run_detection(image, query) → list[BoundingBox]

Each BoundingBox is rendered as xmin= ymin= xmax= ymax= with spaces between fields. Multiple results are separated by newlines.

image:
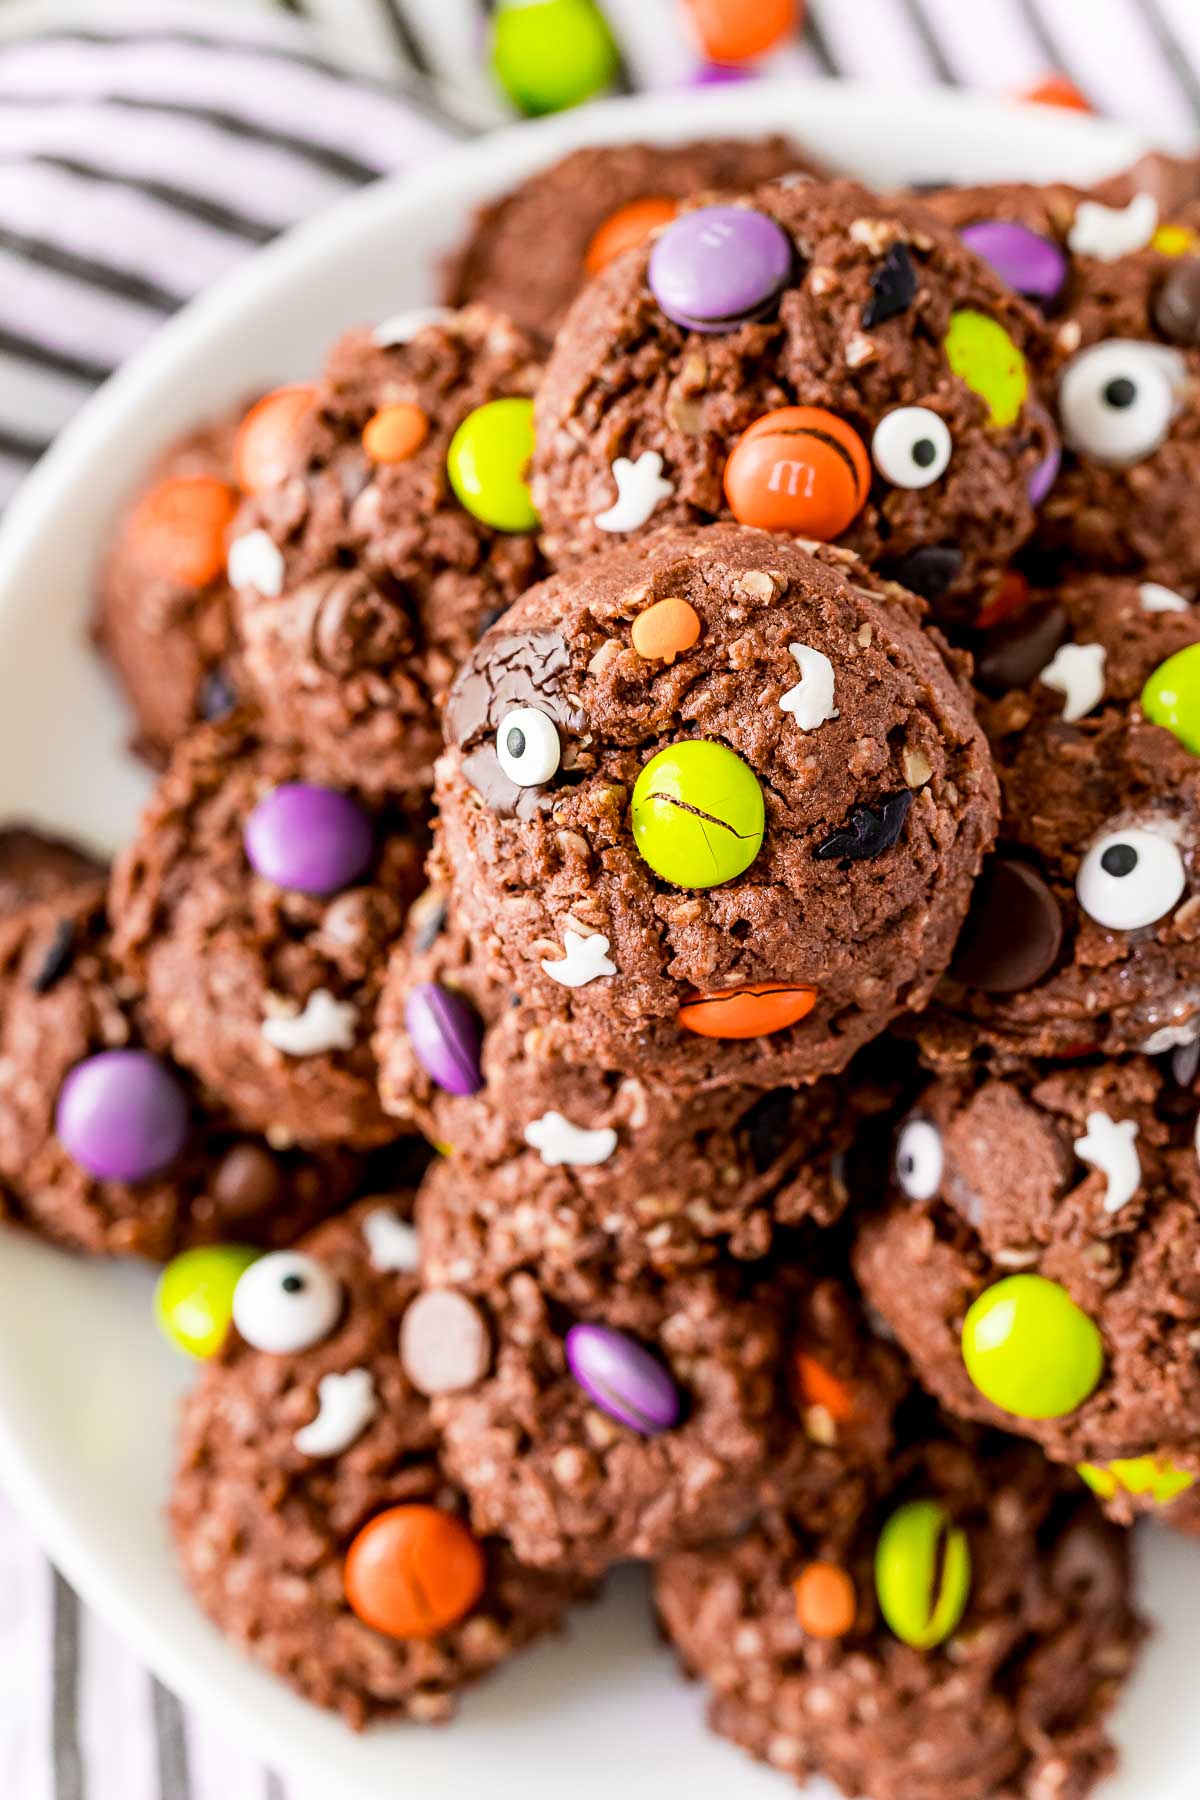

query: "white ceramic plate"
xmin=0 ymin=79 xmax=1192 ymax=1800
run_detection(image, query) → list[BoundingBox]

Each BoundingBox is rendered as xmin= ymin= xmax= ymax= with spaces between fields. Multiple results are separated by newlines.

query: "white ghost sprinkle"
xmin=227 ymin=529 xmax=285 ymax=596
xmin=261 ymin=989 xmax=358 ymax=1057
xmin=1067 ymin=192 xmax=1158 ymax=262
xmin=780 ymin=643 xmax=839 ymax=730
xmin=362 ymin=1206 xmax=420 ymax=1273
xmin=1139 ymin=582 xmax=1190 ymax=614
xmin=293 ymin=1369 xmax=377 ymax=1458
xmin=540 ymin=928 xmax=617 ymax=988
xmin=1074 ymin=1111 xmax=1141 ymax=1214
xmin=1039 ymin=641 xmax=1106 ymax=722
xmin=523 ymin=1111 xmax=618 ymax=1167
xmin=373 ymin=307 xmax=451 ymax=346
xmin=1143 ymin=1020 xmax=1200 ymax=1055
xmin=593 ymin=452 xmax=673 ymax=532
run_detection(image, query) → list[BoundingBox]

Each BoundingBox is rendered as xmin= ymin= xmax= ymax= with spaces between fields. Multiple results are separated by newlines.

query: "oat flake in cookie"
xmin=854 ymin=1054 xmax=1200 ymax=1468
xmin=442 ymin=135 xmax=821 ymax=343
xmin=0 ymin=874 xmax=358 ymax=1258
xmin=435 ymin=523 xmax=997 ymax=1089
xmin=171 ymin=1196 xmax=588 ymax=1727
xmin=531 ymin=176 xmax=1053 ymax=622
xmin=229 ymin=307 xmax=544 ymax=795
xmin=109 ymin=716 xmax=427 ymax=1147
xmin=926 ymin=574 xmax=1200 ymax=1062
xmin=655 ymin=1424 xmax=1143 ymax=1800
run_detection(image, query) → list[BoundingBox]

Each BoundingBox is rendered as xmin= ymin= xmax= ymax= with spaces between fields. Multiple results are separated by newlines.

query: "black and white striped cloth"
xmin=1 ymin=1 xmax=1199 ymax=1795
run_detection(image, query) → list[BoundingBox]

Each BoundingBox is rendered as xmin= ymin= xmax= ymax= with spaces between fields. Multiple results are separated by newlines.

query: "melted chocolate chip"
xmin=30 ymin=917 xmax=76 ymax=993
xmin=974 ymin=600 xmax=1069 ymax=696
xmin=445 ymin=628 xmax=585 ymax=819
xmin=1153 ymin=258 xmax=1200 ymax=347
xmin=198 ymin=668 xmax=238 ymax=722
xmin=742 ymin=1089 xmax=797 ymax=1174
xmin=887 ymin=545 xmax=964 ymax=600
xmin=862 ymin=243 xmax=918 ymax=329
xmin=212 ymin=1142 xmax=283 ymax=1221
xmin=814 ymin=790 xmax=912 ymax=864
xmin=950 ymin=856 xmax=1063 ymax=994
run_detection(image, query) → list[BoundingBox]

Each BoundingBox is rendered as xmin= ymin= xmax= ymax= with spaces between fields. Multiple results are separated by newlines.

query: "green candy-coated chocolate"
xmin=1142 ymin=642 xmax=1200 ymax=755
xmin=944 ymin=309 xmax=1028 ymax=429
xmin=490 ymin=0 xmax=619 ymax=116
xmin=155 ymin=1244 xmax=262 ymax=1359
xmin=874 ymin=1498 xmax=971 ymax=1650
xmin=630 ymin=740 xmax=765 ymax=888
xmin=961 ymin=1274 xmax=1103 ymax=1420
xmin=1077 ymin=1455 xmax=1195 ymax=1505
xmin=447 ymin=397 xmax=538 ymax=533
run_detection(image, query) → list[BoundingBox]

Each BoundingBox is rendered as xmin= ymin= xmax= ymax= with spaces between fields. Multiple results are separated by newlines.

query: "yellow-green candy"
xmin=1141 ymin=643 xmax=1200 ymax=755
xmin=944 ymin=309 xmax=1028 ymax=429
xmin=447 ymin=397 xmax=538 ymax=533
xmin=874 ymin=1498 xmax=971 ymax=1650
xmin=490 ymin=0 xmax=619 ymax=117
xmin=961 ymin=1274 xmax=1103 ymax=1421
xmin=631 ymin=740 xmax=765 ymax=889
xmin=155 ymin=1244 xmax=262 ymax=1359
xmin=1078 ymin=1455 xmax=1195 ymax=1505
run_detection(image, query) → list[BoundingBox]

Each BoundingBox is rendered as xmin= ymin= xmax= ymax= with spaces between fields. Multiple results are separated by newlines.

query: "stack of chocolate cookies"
xmin=14 ymin=130 xmax=1200 ymax=1795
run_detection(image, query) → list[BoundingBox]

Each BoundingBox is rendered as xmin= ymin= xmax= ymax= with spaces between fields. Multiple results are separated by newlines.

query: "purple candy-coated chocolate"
xmin=244 ymin=783 xmax=373 ymax=897
xmin=56 ymin=1049 xmax=190 ymax=1184
xmin=1029 ymin=436 xmax=1062 ymax=507
xmin=404 ymin=983 xmax=484 ymax=1097
xmin=648 ymin=204 xmax=792 ymax=333
xmin=565 ymin=1322 xmax=681 ymax=1435
xmin=689 ymin=61 xmax=754 ymax=86
xmin=959 ymin=219 xmax=1068 ymax=303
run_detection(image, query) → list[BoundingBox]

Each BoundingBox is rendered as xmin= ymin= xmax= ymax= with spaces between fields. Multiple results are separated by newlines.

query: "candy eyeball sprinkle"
xmin=870 ymin=407 xmax=953 ymax=490
xmin=894 ymin=1117 xmax=944 ymax=1201
xmin=1058 ymin=339 xmax=1183 ymax=466
xmin=495 ymin=707 xmax=561 ymax=786
xmin=1076 ymin=824 xmax=1186 ymax=931
xmin=231 ymin=1250 xmax=343 ymax=1354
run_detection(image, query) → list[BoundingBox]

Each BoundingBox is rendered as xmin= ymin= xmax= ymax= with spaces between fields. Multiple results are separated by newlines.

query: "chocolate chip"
xmin=887 ymin=545 xmax=963 ymax=600
xmin=30 ymin=917 xmax=76 ymax=993
xmin=313 ymin=571 xmax=407 ymax=674
xmin=950 ymin=857 xmax=1063 ymax=994
xmin=862 ymin=243 xmax=918 ymax=329
xmin=1153 ymin=258 xmax=1200 ymax=346
xmin=742 ymin=1089 xmax=797 ymax=1173
xmin=974 ymin=600 xmax=1069 ymax=695
xmin=814 ymin=790 xmax=912 ymax=864
xmin=212 ymin=1142 xmax=283 ymax=1221
xmin=198 ymin=668 xmax=238 ymax=722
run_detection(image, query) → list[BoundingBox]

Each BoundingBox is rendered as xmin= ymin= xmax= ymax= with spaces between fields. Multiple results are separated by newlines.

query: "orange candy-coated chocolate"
xmin=233 ymin=384 xmax=318 ymax=494
xmin=724 ymin=407 xmax=869 ymax=540
xmin=630 ymin=596 xmax=701 ymax=663
xmin=794 ymin=1351 xmax=856 ymax=1422
xmin=129 ymin=475 xmax=238 ymax=588
xmin=976 ymin=569 xmax=1030 ymax=631
xmin=1021 ymin=74 xmax=1091 ymax=113
xmin=678 ymin=982 xmax=817 ymax=1039
xmin=344 ymin=1504 xmax=486 ymax=1640
xmin=793 ymin=1561 xmax=857 ymax=1639
xmin=363 ymin=402 xmax=430 ymax=464
xmin=683 ymin=0 xmax=799 ymax=64
xmin=585 ymin=197 xmax=680 ymax=276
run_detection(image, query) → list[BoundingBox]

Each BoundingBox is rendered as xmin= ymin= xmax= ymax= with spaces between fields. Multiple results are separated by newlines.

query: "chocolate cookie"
xmin=417 ymin=1213 xmax=908 ymax=1576
xmin=109 ymin=717 xmax=427 ymax=1147
xmin=0 ymin=825 xmax=103 ymax=916
xmin=531 ymin=177 xmax=1054 ymax=620
xmin=655 ymin=1424 xmax=1142 ymax=1800
xmin=230 ymin=308 xmax=544 ymax=794
xmin=375 ymin=898 xmax=897 ymax=1278
xmin=434 ymin=524 xmax=997 ymax=1089
xmin=853 ymin=1054 xmax=1200 ymax=1466
xmin=171 ymin=1196 xmax=588 ymax=1727
xmin=442 ymin=136 xmax=819 ymax=342
xmin=927 ymin=574 xmax=1200 ymax=1061
xmin=0 ymin=876 xmax=358 ymax=1257
xmin=927 ymin=177 xmax=1200 ymax=592
xmin=94 ymin=408 xmax=249 ymax=761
